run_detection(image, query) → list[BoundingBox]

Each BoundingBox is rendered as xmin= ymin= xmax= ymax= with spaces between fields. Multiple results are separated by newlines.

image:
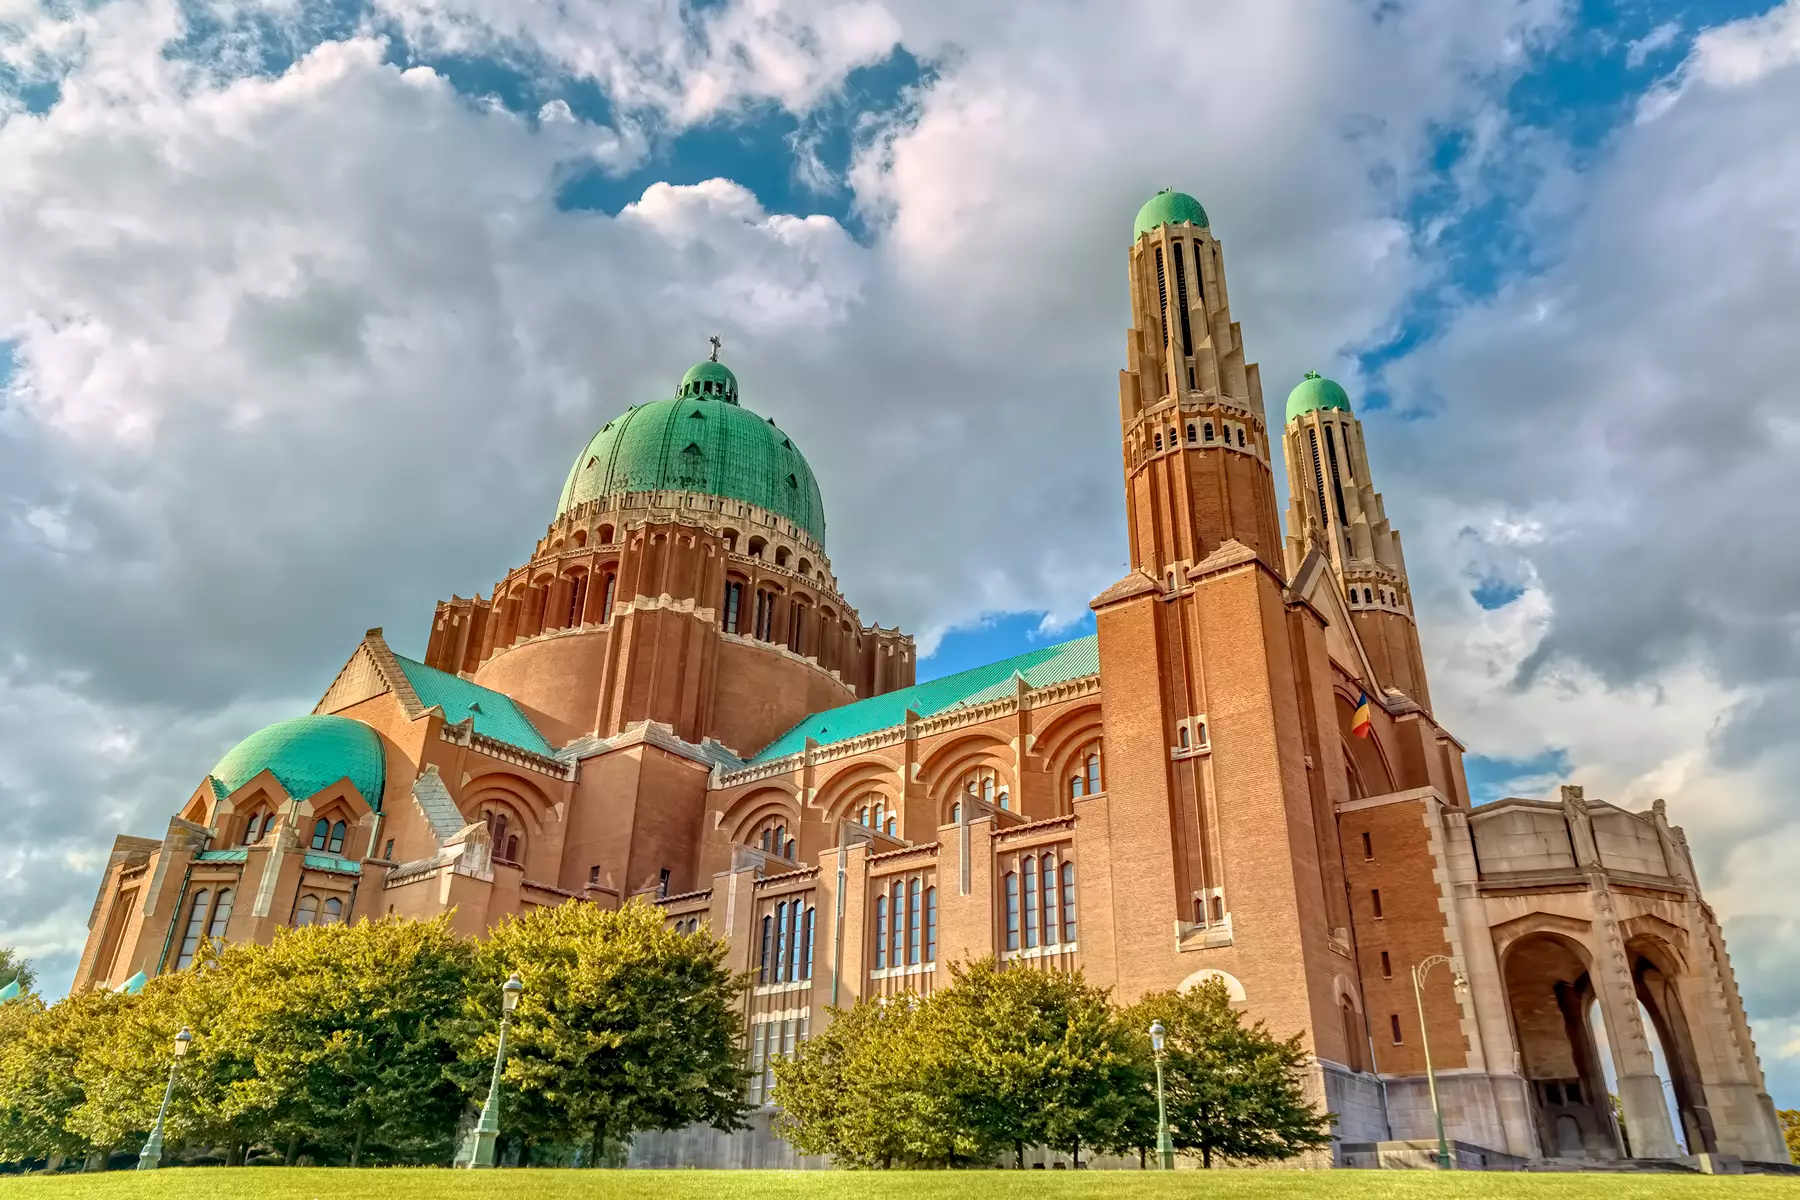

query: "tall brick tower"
xmin=1280 ymin=374 xmax=1430 ymax=710
xmin=1087 ymin=191 xmax=1362 ymax=1084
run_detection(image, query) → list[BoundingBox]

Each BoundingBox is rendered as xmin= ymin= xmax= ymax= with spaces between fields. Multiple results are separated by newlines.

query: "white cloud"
xmin=1626 ymin=20 xmax=1682 ymax=69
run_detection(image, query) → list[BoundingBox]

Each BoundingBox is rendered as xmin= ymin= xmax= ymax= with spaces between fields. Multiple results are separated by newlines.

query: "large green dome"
xmin=1133 ymin=189 xmax=1209 ymax=242
xmin=210 ymin=715 xmax=387 ymax=809
xmin=558 ymin=363 xmax=826 ymax=545
xmin=1285 ymin=371 xmax=1353 ymax=422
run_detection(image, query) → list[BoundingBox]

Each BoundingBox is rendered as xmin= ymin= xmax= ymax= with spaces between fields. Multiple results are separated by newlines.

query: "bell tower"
xmin=1117 ymin=189 xmax=1285 ymax=579
xmin=1280 ymin=374 xmax=1431 ymax=710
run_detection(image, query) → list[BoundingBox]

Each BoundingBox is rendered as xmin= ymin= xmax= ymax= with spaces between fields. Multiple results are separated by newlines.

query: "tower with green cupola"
xmin=1281 ymin=372 xmax=1430 ymax=710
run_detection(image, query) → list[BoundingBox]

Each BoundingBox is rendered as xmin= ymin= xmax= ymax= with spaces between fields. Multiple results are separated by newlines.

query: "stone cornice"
xmin=439 ymin=720 xmax=576 ymax=781
xmin=993 ymin=814 xmax=1078 ymax=842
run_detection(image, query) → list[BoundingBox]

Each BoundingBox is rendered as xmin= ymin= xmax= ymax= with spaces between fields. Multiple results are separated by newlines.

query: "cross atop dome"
xmin=708 ymin=334 xmax=722 ymax=362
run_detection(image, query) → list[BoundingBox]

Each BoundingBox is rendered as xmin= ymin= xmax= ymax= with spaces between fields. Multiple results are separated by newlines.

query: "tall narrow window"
xmin=1191 ymin=241 xmax=1207 ymax=307
xmin=890 ymin=881 xmax=904 ymax=966
xmin=321 ymin=897 xmax=343 ymax=926
xmin=773 ymin=901 xmax=789 ymax=981
xmin=925 ymin=888 xmax=937 ymax=962
xmin=1086 ymin=753 xmax=1101 ymax=795
xmin=802 ymin=907 xmax=815 ymax=980
xmin=1381 ymin=950 xmax=1392 ymax=979
xmin=310 ymin=818 xmax=329 ymax=851
xmin=723 ymin=582 xmax=742 ymax=633
xmin=1004 ymin=871 xmax=1020 ymax=951
xmin=1361 ymin=832 xmax=1373 ymax=859
xmin=1061 ymin=863 xmax=1077 ymax=943
xmin=787 ymin=899 xmax=803 ymax=982
xmin=568 ymin=573 xmax=588 ymax=626
xmin=207 ymin=888 xmax=234 ymax=944
xmin=175 ymin=889 xmax=210 ymax=969
xmin=1041 ymin=856 xmax=1058 ymax=946
xmin=1186 ymin=423 xmax=1196 ymax=443
xmin=294 ymin=894 xmax=319 ymax=927
xmin=907 ymin=879 xmax=922 ymax=965
xmin=1204 ymin=422 xmax=1214 ymax=442
xmin=1021 ymin=856 xmax=1039 ymax=950
xmin=750 ymin=1024 xmax=768 ymax=1103
xmin=260 ymin=812 xmax=276 ymax=840
xmin=874 ymin=895 xmax=888 ymax=969
xmin=1371 ymin=888 xmax=1384 ymax=919
xmin=1391 ymin=1014 xmax=1403 ymax=1044
xmin=1172 ymin=240 xmax=1194 ymax=356
xmin=1154 ymin=246 xmax=1168 ymax=345
xmin=1309 ymin=429 xmax=1330 ymax=534
xmin=601 ymin=572 xmax=617 ymax=625
xmin=1325 ymin=425 xmax=1349 ymax=525
xmin=982 ymin=776 xmax=995 ymax=805
xmin=759 ymin=914 xmax=773 ymax=984
xmin=327 ymin=820 xmax=346 ymax=855
xmin=1069 ymin=774 xmax=1083 ymax=799
xmin=241 ymin=815 xmax=258 ymax=845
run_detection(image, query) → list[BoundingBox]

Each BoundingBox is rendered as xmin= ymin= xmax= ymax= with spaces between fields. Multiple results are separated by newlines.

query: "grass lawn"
xmin=1 ymin=1171 xmax=1798 ymax=1199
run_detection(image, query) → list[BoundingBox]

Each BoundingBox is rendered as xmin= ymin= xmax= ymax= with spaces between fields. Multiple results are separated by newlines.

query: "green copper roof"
xmin=1285 ymin=371 xmax=1353 ymax=422
xmin=752 ymin=634 xmax=1099 ymax=763
xmin=392 ymin=654 xmax=555 ymax=756
xmin=1133 ymin=189 xmax=1209 ymax=242
xmin=303 ymin=853 xmax=363 ymax=875
xmin=557 ymin=365 xmax=826 ymax=544
xmin=195 ymin=849 xmax=249 ymax=864
xmin=679 ymin=360 xmax=739 ymax=402
xmin=210 ymin=715 xmax=387 ymax=809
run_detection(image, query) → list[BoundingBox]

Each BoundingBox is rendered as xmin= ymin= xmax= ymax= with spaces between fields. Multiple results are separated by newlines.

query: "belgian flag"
xmin=1351 ymin=691 xmax=1374 ymax=739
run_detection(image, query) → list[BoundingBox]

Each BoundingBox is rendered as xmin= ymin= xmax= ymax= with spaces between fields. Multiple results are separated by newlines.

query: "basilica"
xmin=76 ymin=190 xmax=1788 ymax=1168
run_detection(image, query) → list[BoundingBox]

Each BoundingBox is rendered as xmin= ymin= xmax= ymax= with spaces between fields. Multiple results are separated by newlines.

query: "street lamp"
xmin=1150 ymin=1019 xmax=1174 ymax=1170
xmin=462 ymin=973 xmax=524 ymax=1169
xmin=137 ymin=1027 xmax=192 ymax=1171
xmin=1411 ymin=955 xmax=1468 ymax=1171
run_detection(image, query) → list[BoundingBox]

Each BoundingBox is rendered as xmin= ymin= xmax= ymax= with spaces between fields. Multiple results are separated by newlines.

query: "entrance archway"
xmin=1629 ymin=938 xmax=1715 ymax=1155
xmin=1501 ymin=933 xmax=1621 ymax=1159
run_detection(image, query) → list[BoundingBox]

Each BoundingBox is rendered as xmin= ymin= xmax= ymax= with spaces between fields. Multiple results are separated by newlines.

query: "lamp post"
xmin=1411 ymin=955 xmax=1468 ymax=1171
xmin=463 ymin=974 xmax=524 ymax=1169
xmin=1150 ymin=1019 xmax=1174 ymax=1170
xmin=137 ymin=1027 xmax=192 ymax=1171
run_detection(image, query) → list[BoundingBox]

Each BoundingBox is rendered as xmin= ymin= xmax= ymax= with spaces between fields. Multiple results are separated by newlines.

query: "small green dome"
xmin=1133 ymin=189 xmax=1210 ymax=242
xmin=210 ymin=715 xmax=387 ymax=808
xmin=559 ymin=365 xmax=826 ymax=544
xmin=1286 ymin=371 xmax=1353 ymax=422
xmin=679 ymin=360 xmax=738 ymax=403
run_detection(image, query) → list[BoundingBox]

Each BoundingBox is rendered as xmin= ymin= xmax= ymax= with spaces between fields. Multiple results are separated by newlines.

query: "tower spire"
xmin=1280 ymin=373 xmax=1431 ymax=710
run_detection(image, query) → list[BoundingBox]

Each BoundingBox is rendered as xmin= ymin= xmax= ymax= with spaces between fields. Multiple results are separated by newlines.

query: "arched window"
xmin=747 ymin=537 xmax=766 ymax=560
xmin=1204 ymin=422 xmax=1214 ymax=442
xmin=322 ymin=897 xmax=343 ymax=926
xmin=600 ymin=572 xmax=617 ymax=624
xmin=1022 ymin=856 xmax=1039 ymax=950
xmin=327 ymin=820 xmax=346 ymax=855
xmin=1086 ymin=752 xmax=1102 ymax=796
xmin=761 ymin=827 xmax=772 ymax=851
xmin=1041 ymin=858 xmax=1058 ymax=946
xmin=874 ymin=895 xmax=888 ymax=969
xmin=599 ymin=524 xmax=615 ymax=544
xmin=1061 ymin=863 xmax=1078 ymax=942
xmin=773 ymin=901 xmax=789 ymax=980
xmin=1195 ymin=722 xmax=1207 ymax=747
xmin=1070 ymin=773 xmax=1084 ymax=799
xmin=506 ymin=835 xmax=520 ymax=862
xmin=802 ymin=907 xmax=815 ymax=980
xmin=175 ymin=889 xmax=211 ymax=969
xmin=1179 ymin=726 xmax=1190 ymax=749
xmin=260 ymin=812 xmax=276 ymax=840
xmin=1186 ymin=423 xmax=1197 ymax=443
xmin=1237 ymin=428 xmax=1246 ymax=447
xmin=758 ymin=914 xmax=773 ymax=984
xmin=1211 ymin=895 xmax=1224 ymax=922
xmin=1364 ymin=588 xmax=1373 ymax=604
xmin=1154 ymin=432 xmax=1163 ymax=451
xmin=924 ymin=887 xmax=938 ymax=962
xmin=310 ymin=818 xmax=330 ymax=851
xmin=207 ymin=888 xmax=234 ymax=945
xmin=775 ymin=546 xmax=791 ymax=568
xmin=294 ymin=894 xmax=319 ymax=927
xmin=949 ymin=802 xmax=961 ymax=825
xmin=241 ymin=813 xmax=259 ymax=845
xmin=1004 ymin=872 xmax=1020 ymax=951
xmin=907 ymin=879 xmax=922 ymax=966
xmin=858 ymin=805 xmax=870 ymax=826
xmin=572 ymin=529 xmax=587 ymax=548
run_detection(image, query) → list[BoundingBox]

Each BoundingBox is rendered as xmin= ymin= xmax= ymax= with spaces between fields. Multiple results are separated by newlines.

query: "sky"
xmin=2 ymin=0 xmax=1799 ymax=1110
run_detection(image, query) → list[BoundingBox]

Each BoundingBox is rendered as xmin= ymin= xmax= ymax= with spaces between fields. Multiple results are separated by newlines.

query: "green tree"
xmin=1126 ymin=980 xmax=1333 ymax=1167
xmin=471 ymin=900 xmax=749 ymax=1164
xmin=0 ymin=988 xmax=130 ymax=1165
xmin=927 ymin=959 xmax=1147 ymax=1167
xmin=1779 ymin=1108 xmax=1799 ymax=1165
xmin=219 ymin=915 xmax=477 ymax=1165
xmin=0 ymin=948 xmax=35 ymax=995
xmin=775 ymin=994 xmax=979 ymax=1168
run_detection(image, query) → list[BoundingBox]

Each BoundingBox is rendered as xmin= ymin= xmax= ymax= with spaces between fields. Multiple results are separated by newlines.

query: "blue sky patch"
xmin=919 ymin=609 xmax=1097 ymax=683
xmin=1472 ymin=576 xmax=1527 ymax=610
xmin=1464 ymin=746 xmax=1573 ymax=805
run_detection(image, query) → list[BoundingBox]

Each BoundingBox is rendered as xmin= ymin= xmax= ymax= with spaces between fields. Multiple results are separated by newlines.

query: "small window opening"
xmin=1186 ymin=423 xmax=1197 ymax=443
xmin=1371 ymin=888 xmax=1383 ymax=919
xmin=1361 ymin=831 xmax=1373 ymax=859
xmin=1381 ymin=950 xmax=1392 ymax=978
xmin=1391 ymin=1014 xmax=1403 ymax=1044
xmin=1204 ymin=422 xmax=1214 ymax=442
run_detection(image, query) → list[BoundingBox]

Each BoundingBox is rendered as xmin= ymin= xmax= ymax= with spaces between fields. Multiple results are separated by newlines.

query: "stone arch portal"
xmin=1501 ymin=933 xmax=1621 ymax=1160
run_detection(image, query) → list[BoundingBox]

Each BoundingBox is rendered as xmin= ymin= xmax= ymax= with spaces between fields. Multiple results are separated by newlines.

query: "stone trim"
xmin=439 ymin=721 xmax=575 ymax=780
xmin=993 ymin=814 xmax=1078 ymax=842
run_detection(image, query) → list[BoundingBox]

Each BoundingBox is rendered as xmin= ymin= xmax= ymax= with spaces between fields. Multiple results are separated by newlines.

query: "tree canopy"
xmin=0 ymin=948 xmax=35 ymax=995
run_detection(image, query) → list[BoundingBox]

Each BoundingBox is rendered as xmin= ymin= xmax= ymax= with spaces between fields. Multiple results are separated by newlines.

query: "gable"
xmin=1289 ymin=549 xmax=1380 ymax=689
